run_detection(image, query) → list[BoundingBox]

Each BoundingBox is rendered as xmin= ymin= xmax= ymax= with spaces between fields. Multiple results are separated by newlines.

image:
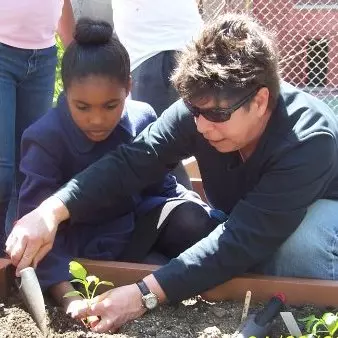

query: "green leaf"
xmin=86 ymin=275 xmax=99 ymax=285
xmin=322 ymin=312 xmax=338 ymax=335
xmin=299 ymin=315 xmax=319 ymax=333
xmin=63 ymin=290 xmax=85 ymax=298
xmin=331 ymin=322 xmax=338 ymax=335
xmin=311 ymin=320 xmax=327 ymax=335
xmin=322 ymin=312 xmax=336 ymax=323
xmin=70 ymin=278 xmax=85 ymax=285
xmin=69 ymin=261 xmax=87 ymax=280
xmin=97 ymin=280 xmax=114 ymax=287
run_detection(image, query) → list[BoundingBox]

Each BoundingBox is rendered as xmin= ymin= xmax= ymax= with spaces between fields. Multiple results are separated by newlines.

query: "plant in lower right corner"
xmin=299 ymin=312 xmax=338 ymax=337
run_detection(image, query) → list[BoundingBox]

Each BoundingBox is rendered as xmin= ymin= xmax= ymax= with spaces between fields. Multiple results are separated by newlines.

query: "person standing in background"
xmin=111 ymin=0 xmax=203 ymax=189
xmin=0 ymin=0 xmax=75 ymax=255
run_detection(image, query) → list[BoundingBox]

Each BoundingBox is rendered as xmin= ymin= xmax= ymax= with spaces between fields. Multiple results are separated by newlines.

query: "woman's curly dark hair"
xmin=171 ymin=13 xmax=280 ymax=111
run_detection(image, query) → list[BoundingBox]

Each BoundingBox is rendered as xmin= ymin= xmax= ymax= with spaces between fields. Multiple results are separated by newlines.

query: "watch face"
xmin=144 ymin=293 xmax=159 ymax=310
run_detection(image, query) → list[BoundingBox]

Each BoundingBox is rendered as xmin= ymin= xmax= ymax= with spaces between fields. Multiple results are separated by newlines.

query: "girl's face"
xmin=66 ymin=75 xmax=131 ymax=142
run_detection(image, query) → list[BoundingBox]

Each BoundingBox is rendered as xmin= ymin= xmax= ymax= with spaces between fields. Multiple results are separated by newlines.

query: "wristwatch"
xmin=136 ymin=280 xmax=159 ymax=310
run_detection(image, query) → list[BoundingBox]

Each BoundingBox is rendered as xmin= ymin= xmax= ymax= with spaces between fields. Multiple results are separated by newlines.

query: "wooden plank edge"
xmin=201 ymin=274 xmax=338 ymax=307
xmin=0 ymin=258 xmax=12 ymax=301
xmin=77 ymin=259 xmax=338 ymax=307
xmin=78 ymin=259 xmax=160 ymax=289
xmin=2 ymin=258 xmax=336 ymax=307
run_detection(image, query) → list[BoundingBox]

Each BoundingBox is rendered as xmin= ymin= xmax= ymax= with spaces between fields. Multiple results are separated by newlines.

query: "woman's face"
xmin=66 ymin=75 xmax=131 ymax=142
xmin=193 ymin=87 xmax=270 ymax=155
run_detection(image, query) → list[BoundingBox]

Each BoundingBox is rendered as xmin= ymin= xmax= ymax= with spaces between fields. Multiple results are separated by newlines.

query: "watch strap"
xmin=136 ymin=279 xmax=150 ymax=296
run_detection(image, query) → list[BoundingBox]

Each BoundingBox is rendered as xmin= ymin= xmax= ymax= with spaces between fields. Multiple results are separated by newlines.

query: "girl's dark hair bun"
xmin=74 ymin=18 xmax=112 ymax=45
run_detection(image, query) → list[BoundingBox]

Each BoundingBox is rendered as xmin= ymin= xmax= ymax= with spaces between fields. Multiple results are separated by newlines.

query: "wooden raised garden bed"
xmin=2 ymin=257 xmax=338 ymax=306
xmin=1 ymin=257 xmax=338 ymax=337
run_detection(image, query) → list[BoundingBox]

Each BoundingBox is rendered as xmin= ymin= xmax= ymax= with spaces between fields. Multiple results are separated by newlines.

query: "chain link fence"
xmin=198 ymin=0 xmax=338 ymax=113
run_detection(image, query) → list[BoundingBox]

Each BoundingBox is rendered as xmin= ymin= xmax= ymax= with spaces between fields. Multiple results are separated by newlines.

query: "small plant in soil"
xmin=64 ymin=261 xmax=114 ymax=327
xmin=64 ymin=261 xmax=114 ymax=300
xmin=299 ymin=312 xmax=338 ymax=337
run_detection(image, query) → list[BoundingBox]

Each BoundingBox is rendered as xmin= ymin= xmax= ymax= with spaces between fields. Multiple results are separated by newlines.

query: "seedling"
xmin=299 ymin=312 xmax=338 ymax=337
xmin=63 ymin=261 xmax=114 ymax=328
xmin=64 ymin=261 xmax=114 ymax=300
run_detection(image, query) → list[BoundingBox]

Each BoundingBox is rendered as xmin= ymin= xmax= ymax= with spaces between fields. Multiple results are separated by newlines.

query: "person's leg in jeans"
xmin=1 ymin=45 xmax=57 ymax=241
xmin=255 ymin=199 xmax=338 ymax=280
xmin=131 ymin=51 xmax=192 ymax=189
xmin=0 ymin=43 xmax=17 ymax=255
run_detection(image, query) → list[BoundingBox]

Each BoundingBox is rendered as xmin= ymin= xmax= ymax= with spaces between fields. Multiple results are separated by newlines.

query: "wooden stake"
xmin=241 ymin=290 xmax=252 ymax=323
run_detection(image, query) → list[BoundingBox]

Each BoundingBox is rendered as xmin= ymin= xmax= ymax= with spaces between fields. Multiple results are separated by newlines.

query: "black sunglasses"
xmin=184 ymin=87 xmax=260 ymax=123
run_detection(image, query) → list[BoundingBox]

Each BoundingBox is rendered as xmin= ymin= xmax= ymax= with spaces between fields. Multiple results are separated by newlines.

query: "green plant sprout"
xmin=64 ymin=261 xmax=114 ymax=300
xmin=299 ymin=312 xmax=338 ymax=337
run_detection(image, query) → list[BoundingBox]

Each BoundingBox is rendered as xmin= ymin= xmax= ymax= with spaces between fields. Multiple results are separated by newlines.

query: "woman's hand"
xmin=5 ymin=196 xmax=69 ymax=275
xmin=70 ymin=284 xmax=147 ymax=333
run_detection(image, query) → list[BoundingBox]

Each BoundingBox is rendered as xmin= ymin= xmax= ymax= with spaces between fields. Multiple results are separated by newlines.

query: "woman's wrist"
xmin=142 ymin=274 xmax=167 ymax=303
xmin=39 ymin=196 xmax=70 ymax=225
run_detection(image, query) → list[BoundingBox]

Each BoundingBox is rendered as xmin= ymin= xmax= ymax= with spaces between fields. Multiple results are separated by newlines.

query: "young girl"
xmin=17 ymin=18 xmax=219 ymax=310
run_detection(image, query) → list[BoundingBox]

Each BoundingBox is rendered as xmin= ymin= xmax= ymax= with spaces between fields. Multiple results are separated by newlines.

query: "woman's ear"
xmin=252 ymin=87 xmax=270 ymax=117
xmin=126 ymin=76 xmax=132 ymax=97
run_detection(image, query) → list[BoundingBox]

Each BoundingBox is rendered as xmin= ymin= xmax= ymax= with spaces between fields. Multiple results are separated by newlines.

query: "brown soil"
xmin=0 ymin=288 xmax=331 ymax=338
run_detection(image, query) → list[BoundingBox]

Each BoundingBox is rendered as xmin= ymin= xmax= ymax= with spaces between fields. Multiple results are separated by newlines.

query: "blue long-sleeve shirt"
xmin=19 ymin=95 xmax=208 ymax=289
xmin=19 ymin=95 xmax=187 ymax=234
xmin=55 ymin=82 xmax=338 ymax=302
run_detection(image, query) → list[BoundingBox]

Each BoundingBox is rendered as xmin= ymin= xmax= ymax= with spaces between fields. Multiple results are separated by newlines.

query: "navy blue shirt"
xmin=19 ymin=96 xmax=186 ymax=250
xmin=55 ymin=82 xmax=338 ymax=301
xmin=19 ymin=96 xmax=207 ymax=290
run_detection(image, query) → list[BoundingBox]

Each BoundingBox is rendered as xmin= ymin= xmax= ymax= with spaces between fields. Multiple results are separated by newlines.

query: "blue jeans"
xmin=131 ymin=51 xmax=192 ymax=190
xmin=0 ymin=43 xmax=57 ymax=254
xmin=256 ymin=199 xmax=338 ymax=280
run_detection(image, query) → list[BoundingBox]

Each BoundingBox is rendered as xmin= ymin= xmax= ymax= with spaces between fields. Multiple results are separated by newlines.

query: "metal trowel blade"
xmin=18 ymin=267 xmax=47 ymax=334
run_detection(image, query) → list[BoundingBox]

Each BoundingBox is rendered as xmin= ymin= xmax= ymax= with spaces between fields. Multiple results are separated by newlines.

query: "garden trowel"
xmin=232 ymin=293 xmax=285 ymax=338
xmin=18 ymin=267 xmax=47 ymax=334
